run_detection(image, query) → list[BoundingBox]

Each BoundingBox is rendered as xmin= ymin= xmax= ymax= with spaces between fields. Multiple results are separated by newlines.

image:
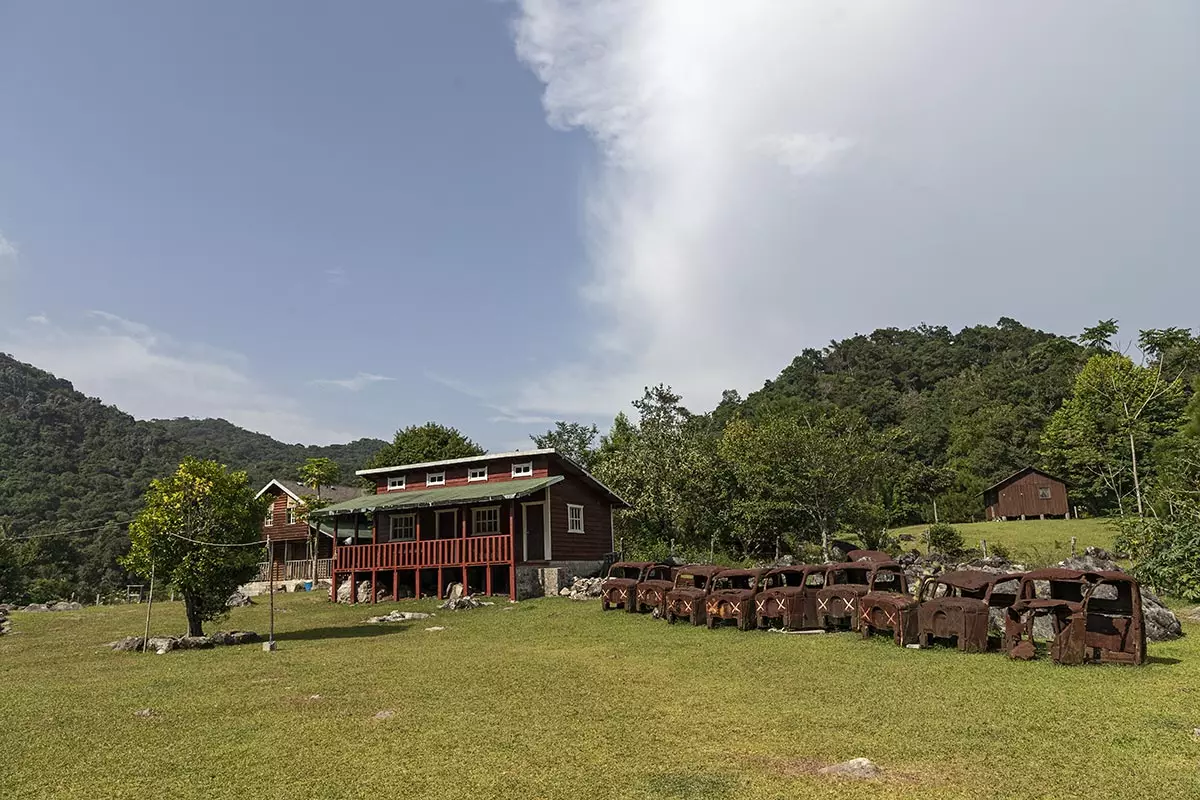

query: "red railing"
xmin=334 ymin=535 xmax=512 ymax=572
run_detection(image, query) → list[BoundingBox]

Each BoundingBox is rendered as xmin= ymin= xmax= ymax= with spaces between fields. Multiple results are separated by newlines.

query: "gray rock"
xmin=210 ymin=631 xmax=262 ymax=646
xmin=147 ymin=636 xmax=176 ymax=655
xmin=23 ymin=603 xmax=49 ymax=612
xmin=565 ymin=576 xmax=604 ymax=600
xmin=374 ymin=710 xmax=395 ymax=721
xmin=335 ymin=579 xmax=372 ymax=603
xmin=366 ymin=610 xmax=432 ymax=623
xmin=439 ymin=584 xmax=484 ymax=610
xmin=226 ymin=591 xmax=253 ymax=607
xmin=133 ymin=708 xmax=156 ymax=718
xmin=177 ymin=636 xmax=214 ymax=650
xmin=818 ymin=758 xmax=880 ymax=779
xmin=50 ymin=601 xmax=83 ymax=612
xmin=107 ymin=636 xmax=146 ymax=652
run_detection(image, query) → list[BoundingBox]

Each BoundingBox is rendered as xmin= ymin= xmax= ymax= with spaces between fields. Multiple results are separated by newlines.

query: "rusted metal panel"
xmin=815 ymin=563 xmax=875 ymax=631
xmin=600 ymin=561 xmax=658 ymax=611
xmin=755 ymin=565 xmax=827 ymax=630
xmin=664 ymin=565 xmax=724 ymax=626
xmin=858 ymin=564 xmax=918 ymax=646
xmin=917 ymin=571 xmax=1023 ymax=652
xmin=705 ymin=569 xmax=767 ymax=631
xmin=1003 ymin=570 xmax=1146 ymax=665
xmin=633 ymin=564 xmax=676 ymax=615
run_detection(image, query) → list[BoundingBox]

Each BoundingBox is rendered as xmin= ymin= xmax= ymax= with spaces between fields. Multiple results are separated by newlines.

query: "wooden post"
xmin=486 ymin=564 xmax=493 ymax=596
xmin=393 ymin=568 xmax=399 ymax=600
xmin=437 ymin=566 xmax=444 ymax=599
xmin=267 ymin=534 xmax=275 ymax=647
xmin=141 ymin=563 xmax=155 ymax=654
xmin=332 ymin=516 xmax=340 ymax=602
xmin=371 ymin=570 xmax=377 ymax=604
xmin=1070 ymin=536 xmax=1077 ymax=556
xmin=981 ymin=539 xmax=988 ymax=558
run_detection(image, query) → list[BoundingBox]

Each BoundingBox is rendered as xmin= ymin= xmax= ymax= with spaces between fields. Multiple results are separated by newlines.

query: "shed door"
xmin=523 ymin=502 xmax=546 ymax=562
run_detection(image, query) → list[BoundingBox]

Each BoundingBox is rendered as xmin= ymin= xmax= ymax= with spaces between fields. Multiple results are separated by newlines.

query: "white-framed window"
xmin=263 ymin=503 xmax=274 ymax=527
xmin=468 ymin=466 xmax=488 ymax=482
xmin=567 ymin=504 xmax=585 ymax=534
xmin=426 ymin=471 xmax=445 ymax=486
xmin=286 ymin=500 xmax=298 ymax=525
xmin=388 ymin=513 xmax=416 ymax=542
xmin=512 ymin=461 xmax=533 ymax=478
xmin=473 ymin=506 xmax=501 ymax=535
xmin=387 ymin=475 xmax=406 ymax=491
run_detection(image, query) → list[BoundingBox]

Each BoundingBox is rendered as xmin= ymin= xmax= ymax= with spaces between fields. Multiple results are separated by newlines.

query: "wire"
xmin=6 ymin=523 xmax=130 ymax=540
xmin=159 ymin=530 xmax=266 ymax=548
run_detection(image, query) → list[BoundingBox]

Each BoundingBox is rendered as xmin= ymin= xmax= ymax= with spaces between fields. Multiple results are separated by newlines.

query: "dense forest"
xmin=5 ymin=317 xmax=1200 ymax=602
xmin=0 ymin=353 xmax=384 ymax=601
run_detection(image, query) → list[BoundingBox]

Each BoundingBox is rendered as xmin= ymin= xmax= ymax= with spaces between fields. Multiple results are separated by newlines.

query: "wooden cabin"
xmin=255 ymin=479 xmax=364 ymax=582
xmin=982 ymin=467 xmax=1069 ymax=521
xmin=309 ymin=448 xmax=629 ymax=602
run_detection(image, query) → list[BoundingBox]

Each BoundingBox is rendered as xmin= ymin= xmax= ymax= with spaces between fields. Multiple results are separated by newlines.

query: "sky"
xmin=2 ymin=1 xmax=1198 ymax=449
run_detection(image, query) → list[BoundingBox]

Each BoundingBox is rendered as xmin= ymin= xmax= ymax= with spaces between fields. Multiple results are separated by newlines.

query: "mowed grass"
xmin=1 ymin=593 xmax=1198 ymax=800
xmin=892 ymin=518 xmax=1118 ymax=565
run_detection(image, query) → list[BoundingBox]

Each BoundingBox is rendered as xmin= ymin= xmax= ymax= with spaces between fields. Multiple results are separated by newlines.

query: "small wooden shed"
xmin=982 ymin=467 xmax=1069 ymax=521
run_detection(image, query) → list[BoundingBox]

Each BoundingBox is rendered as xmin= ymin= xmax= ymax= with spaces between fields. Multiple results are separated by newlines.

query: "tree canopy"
xmin=366 ymin=422 xmax=485 ymax=469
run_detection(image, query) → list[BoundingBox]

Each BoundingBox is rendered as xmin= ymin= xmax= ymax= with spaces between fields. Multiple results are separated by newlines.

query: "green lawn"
xmin=892 ymin=517 xmax=1118 ymax=565
xmin=1 ymin=593 xmax=1197 ymax=800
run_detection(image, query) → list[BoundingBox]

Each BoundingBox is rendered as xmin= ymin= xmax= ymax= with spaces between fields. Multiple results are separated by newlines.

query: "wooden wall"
xmin=261 ymin=491 xmax=310 ymax=542
xmin=548 ymin=475 xmax=614 ymax=561
xmin=373 ymin=455 xmax=551 ymax=494
xmin=986 ymin=471 xmax=1068 ymax=519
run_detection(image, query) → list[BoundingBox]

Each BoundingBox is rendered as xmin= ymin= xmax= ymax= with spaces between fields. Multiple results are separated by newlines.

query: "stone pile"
xmin=0 ymin=606 xmax=9 ymax=636
xmin=335 ymin=579 xmax=375 ymax=604
xmin=438 ymin=583 xmax=493 ymax=610
xmin=107 ymin=630 xmax=262 ymax=654
xmin=226 ymin=591 xmax=254 ymax=607
xmin=20 ymin=601 xmax=83 ymax=612
xmin=366 ymin=610 xmax=432 ymax=624
xmin=559 ymin=576 xmax=604 ymax=600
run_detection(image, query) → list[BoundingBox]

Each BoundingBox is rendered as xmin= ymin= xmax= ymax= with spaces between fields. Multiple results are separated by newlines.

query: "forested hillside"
xmin=0 ymin=354 xmax=385 ymax=600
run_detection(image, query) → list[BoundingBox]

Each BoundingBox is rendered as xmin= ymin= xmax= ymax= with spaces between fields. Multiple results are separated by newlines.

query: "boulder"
xmin=439 ymin=584 xmax=485 ymax=610
xmin=210 ymin=631 xmax=262 ymax=646
xmin=226 ymin=591 xmax=254 ymax=608
xmin=23 ymin=603 xmax=49 ymax=612
xmin=50 ymin=601 xmax=83 ymax=612
xmin=366 ymin=610 xmax=432 ymax=623
xmin=818 ymin=758 xmax=880 ymax=779
xmin=107 ymin=636 xmax=146 ymax=652
xmin=147 ymin=636 xmax=176 ymax=655
xmin=334 ymin=579 xmax=373 ymax=603
xmin=565 ymin=576 xmax=604 ymax=601
xmin=177 ymin=636 xmax=215 ymax=650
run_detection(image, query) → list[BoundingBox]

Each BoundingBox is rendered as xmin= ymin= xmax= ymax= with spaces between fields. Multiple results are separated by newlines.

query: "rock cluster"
xmin=438 ymin=582 xmax=493 ymax=610
xmin=226 ymin=591 xmax=254 ymax=608
xmin=0 ymin=606 xmax=9 ymax=635
xmin=335 ymin=579 xmax=377 ymax=604
xmin=20 ymin=601 xmax=83 ymax=612
xmin=366 ymin=610 xmax=433 ymax=623
xmin=107 ymin=630 xmax=262 ymax=654
xmin=559 ymin=576 xmax=604 ymax=600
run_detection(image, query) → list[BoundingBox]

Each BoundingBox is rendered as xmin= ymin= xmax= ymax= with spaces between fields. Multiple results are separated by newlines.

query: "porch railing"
xmin=333 ymin=535 xmax=512 ymax=572
xmin=254 ymin=559 xmax=333 ymax=582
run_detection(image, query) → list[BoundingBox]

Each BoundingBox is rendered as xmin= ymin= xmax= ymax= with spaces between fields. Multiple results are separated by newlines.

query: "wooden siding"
xmin=986 ymin=470 xmax=1068 ymax=519
xmin=547 ymin=474 xmax=615 ymax=561
xmin=374 ymin=455 xmax=551 ymax=494
xmin=261 ymin=490 xmax=310 ymax=542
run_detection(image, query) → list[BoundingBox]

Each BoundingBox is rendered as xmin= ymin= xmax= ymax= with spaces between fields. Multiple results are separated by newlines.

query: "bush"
xmin=987 ymin=541 xmax=1012 ymax=561
xmin=857 ymin=527 xmax=897 ymax=552
xmin=927 ymin=523 xmax=965 ymax=557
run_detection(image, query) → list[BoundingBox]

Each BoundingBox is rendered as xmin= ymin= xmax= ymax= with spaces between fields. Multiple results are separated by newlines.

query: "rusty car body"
xmin=664 ymin=565 xmax=724 ymax=626
xmin=632 ymin=563 xmax=677 ymax=615
xmin=1003 ymin=568 xmax=1146 ymax=666
xmin=858 ymin=563 xmax=919 ymax=646
xmin=755 ymin=565 xmax=827 ymax=630
xmin=916 ymin=570 xmax=1022 ymax=652
xmin=704 ymin=569 xmax=767 ymax=631
xmin=600 ymin=562 xmax=662 ymax=612
xmin=815 ymin=563 xmax=874 ymax=631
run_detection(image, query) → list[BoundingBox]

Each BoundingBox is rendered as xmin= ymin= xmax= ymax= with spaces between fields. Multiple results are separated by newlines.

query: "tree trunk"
xmin=1129 ymin=431 xmax=1144 ymax=517
xmin=183 ymin=594 xmax=205 ymax=637
xmin=820 ymin=521 xmax=830 ymax=563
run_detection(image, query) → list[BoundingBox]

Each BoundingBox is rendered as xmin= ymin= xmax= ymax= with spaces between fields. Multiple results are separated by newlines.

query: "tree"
xmin=1077 ymin=319 xmax=1119 ymax=352
xmin=1115 ymin=490 xmax=1200 ymax=600
xmin=366 ymin=423 xmax=485 ymax=469
xmin=122 ymin=458 xmax=266 ymax=637
xmin=530 ymin=421 xmax=599 ymax=469
xmin=1042 ymin=353 xmax=1186 ymax=516
xmin=297 ymin=457 xmax=341 ymax=501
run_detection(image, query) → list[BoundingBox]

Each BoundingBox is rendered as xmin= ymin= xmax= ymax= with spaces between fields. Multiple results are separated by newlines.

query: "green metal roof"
xmin=308 ymin=476 xmax=564 ymax=518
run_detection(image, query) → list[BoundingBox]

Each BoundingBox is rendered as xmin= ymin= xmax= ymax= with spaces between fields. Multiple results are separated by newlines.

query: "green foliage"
xmin=927 ymin=523 xmax=965 ymax=557
xmin=366 ymin=422 xmax=485 ymax=469
xmin=1077 ymin=318 xmax=1119 ymax=351
xmin=122 ymin=458 xmax=266 ymax=636
xmin=1115 ymin=494 xmax=1200 ymax=600
xmin=298 ymin=457 xmax=342 ymax=499
xmin=530 ymin=421 xmax=600 ymax=469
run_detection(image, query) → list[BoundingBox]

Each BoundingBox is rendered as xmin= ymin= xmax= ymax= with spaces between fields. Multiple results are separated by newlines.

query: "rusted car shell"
xmin=815 ymin=564 xmax=874 ymax=631
xmin=1003 ymin=568 xmax=1146 ymax=666
xmin=917 ymin=570 xmax=1022 ymax=652
xmin=632 ymin=564 xmax=677 ymax=615
xmin=705 ymin=569 xmax=767 ymax=631
xmin=665 ymin=565 xmax=725 ymax=626
xmin=858 ymin=563 xmax=919 ymax=646
xmin=755 ymin=565 xmax=827 ymax=630
xmin=600 ymin=562 xmax=658 ymax=612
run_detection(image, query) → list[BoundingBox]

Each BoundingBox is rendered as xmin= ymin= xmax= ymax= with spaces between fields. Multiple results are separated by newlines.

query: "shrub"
xmin=927 ymin=523 xmax=965 ymax=557
xmin=988 ymin=541 xmax=1012 ymax=561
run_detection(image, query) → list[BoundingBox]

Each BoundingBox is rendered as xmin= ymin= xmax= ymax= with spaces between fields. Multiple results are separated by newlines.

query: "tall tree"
xmin=298 ymin=457 xmax=341 ymax=501
xmin=530 ymin=421 xmax=600 ymax=469
xmin=366 ymin=423 xmax=485 ymax=469
xmin=1042 ymin=353 xmax=1186 ymax=516
xmin=123 ymin=458 xmax=265 ymax=637
xmin=1077 ymin=319 xmax=1120 ymax=352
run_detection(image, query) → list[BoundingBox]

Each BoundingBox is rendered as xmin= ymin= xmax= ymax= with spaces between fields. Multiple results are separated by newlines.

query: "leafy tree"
xmin=1115 ymin=491 xmax=1200 ymax=600
xmin=123 ymin=458 xmax=266 ymax=637
xmin=0 ymin=535 xmax=25 ymax=603
xmin=530 ymin=421 xmax=600 ymax=469
xmin=298 ymin=457 xmax=341 ymax=500
xmin=927 ymin=523 xmax=965 ymax=557
xmin=1042 ymin=353 xmax=1186 ymax=516
xmin=366 ymin=423 xmax=485 ymax=469
xmin=1078 ymin=319 xmax=1119 ymax=352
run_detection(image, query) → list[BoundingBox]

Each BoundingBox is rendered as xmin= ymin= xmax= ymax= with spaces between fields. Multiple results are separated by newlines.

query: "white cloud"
xmin=324 ymin=267 xmax=348 ymax=286
xmin=0 ymin=312 xmax=357 ymax=444
xmin=0 ymin=231 xmax=17 ymax=278
xmin=26 ymin=314 xmax=49 ymax=325
xmin=311 ymin=372 xmax=394 ymax=392
xmin=511 ymin=1 xmax=1200 ymax=417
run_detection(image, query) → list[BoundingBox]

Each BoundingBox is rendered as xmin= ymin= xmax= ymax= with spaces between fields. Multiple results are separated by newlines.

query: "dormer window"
xmin=512 ymin=461 xmax=533 ymax=478
xmin=426 ymin=471 xmax=446 ymax=487
xmin=387 ymin=476 xmax=406 ymax=491
xmin=468 ymin=466 xmax=488 ymax=482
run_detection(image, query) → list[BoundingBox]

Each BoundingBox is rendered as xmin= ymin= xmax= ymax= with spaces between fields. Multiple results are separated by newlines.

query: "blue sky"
xmin=2 ymin=2 xmax=1199 ymax=448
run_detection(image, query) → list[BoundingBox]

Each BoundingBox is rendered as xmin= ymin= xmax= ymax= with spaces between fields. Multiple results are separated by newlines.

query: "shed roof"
xmin=308 ymin=476 xmax=563 ymax=518
xmin=981 ymin=466 xmax=1067 ymax=495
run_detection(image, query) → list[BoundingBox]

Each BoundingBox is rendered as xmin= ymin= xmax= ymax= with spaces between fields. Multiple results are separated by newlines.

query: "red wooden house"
xmin=256 ymin=479 xmax=364 ymax=581
xmin=982 ymin=467 xmax=1070 ymax=521
xmin=309 ymin=449 xmax=629 ymax=602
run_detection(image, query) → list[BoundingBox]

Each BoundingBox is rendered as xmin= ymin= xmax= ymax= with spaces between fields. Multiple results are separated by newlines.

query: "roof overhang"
xmin=254 ymin=479 xmax=302 ymax=502
xmin=355 ymin=448 xmax=556 ymax=477
xmin=309 ymin=475 xmax=565 ymax=518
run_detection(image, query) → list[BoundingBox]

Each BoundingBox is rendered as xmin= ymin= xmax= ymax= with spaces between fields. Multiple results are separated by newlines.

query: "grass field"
xmin=1 ymin=593 xmax=1197 ymax=800
xmin=891 ymin=517 xmax=1118 ymax=565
